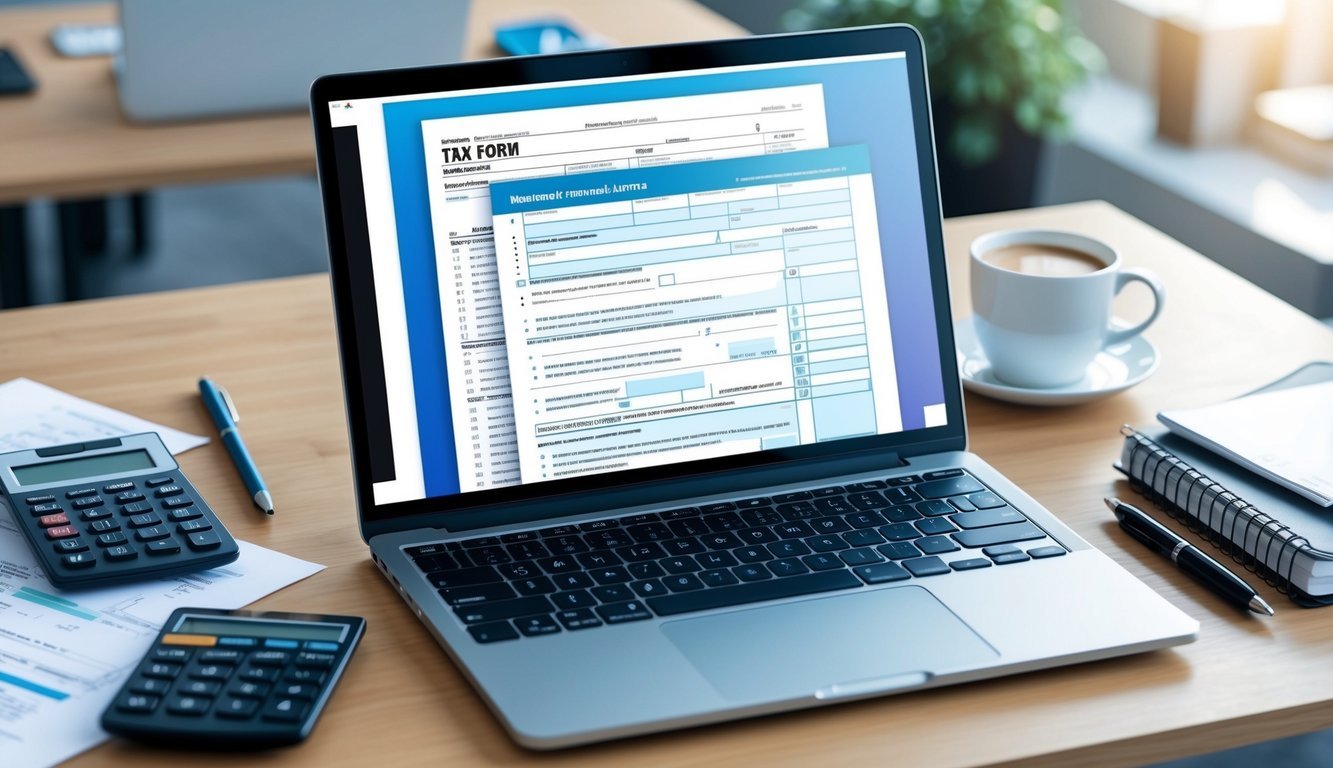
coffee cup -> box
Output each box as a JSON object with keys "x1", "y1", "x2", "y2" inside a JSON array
[{"x1": 969, "y1": 229, "x2": 1164, "y2": 389}]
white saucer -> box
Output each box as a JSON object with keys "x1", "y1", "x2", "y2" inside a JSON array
[{"x1": 954, "y1": 317, "x2": 1159, "y2": 406}]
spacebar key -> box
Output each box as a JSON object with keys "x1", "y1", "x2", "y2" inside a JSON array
[{"x1": 647, "y1": 571, "x2": 861, "y2": 616}]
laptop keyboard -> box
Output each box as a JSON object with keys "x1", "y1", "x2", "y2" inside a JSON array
[{"x1": 404, "y1": 469, "x2": 1066, "y2": 644}]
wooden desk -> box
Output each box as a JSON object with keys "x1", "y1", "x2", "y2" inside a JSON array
[
  {"x1": 4, "y1": 202, "x2": 1333, "y2": 767},
  {"x1": 0, "y1": 0, "x2": 743, "y2": 204}
]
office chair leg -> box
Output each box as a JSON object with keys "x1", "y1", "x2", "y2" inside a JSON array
[
  {"x1": 0, "y1": 204, "x2": 32, "y2": 308},
  {"x1": 131, "y1": 192, "x2": 152, "y2": 257},
  {"x1": 57, "y1": 200, "x2": 87, "y2": 301}
]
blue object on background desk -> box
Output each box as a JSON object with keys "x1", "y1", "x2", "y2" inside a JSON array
[
  {"x1": 494, "y1": 18, "x2": 609, "y2": 56},
  {"x1": 199, "y1": 378, "x2": 274, "y2": 515}
]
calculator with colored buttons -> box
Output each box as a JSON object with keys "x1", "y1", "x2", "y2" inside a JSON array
[
  {"x1": 102, "y1": 607, "x2": 365, "y2": 749},
  {"x1": 0, "y1": 432, "x2": 239, "y2": 589}
]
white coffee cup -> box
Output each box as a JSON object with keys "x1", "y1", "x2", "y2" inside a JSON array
[{"x1": 969, "y1": 229, "x2": 1164, "y2": 389}]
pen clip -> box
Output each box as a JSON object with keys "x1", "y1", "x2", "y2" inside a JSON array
[{"x1": 218, "y1": 386, "x2": 241, "y2": 423}]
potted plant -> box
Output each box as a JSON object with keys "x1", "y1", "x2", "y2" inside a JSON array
[{"x1": 784, "y1": 0, "x2": 1103, "y2": 216}]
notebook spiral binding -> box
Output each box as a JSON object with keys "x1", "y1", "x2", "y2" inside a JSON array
[{"x1": 1119, "y1": 426, "x2": 1310, "y2": 597}]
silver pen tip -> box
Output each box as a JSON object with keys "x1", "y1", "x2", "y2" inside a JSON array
[
  {"x1": 1250, "y1": 595, "x2": 1275, "y2": 616},
  {"x1": 1103, "y1": 497, "x2": 1120, "y2": 512}
]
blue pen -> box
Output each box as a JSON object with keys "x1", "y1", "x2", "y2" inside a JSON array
[{"x1": 199, "y1": 378, "x2": 275, "y2": 516}]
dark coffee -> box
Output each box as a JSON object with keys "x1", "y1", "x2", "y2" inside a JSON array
[{"x1": 981, "y1": 244, "x2": 1105, "y2": 276}]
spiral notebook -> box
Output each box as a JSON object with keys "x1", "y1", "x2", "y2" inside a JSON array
[{"x1": 1116, "y1": 364, "x2": 1333, "y2": 606}]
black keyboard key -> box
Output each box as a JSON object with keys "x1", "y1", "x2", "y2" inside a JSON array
[
  {"x1": 545, "y1": 536, "x2": 589, "y2": 555},
  {"x1": 876, "y1": 542, "x2": 922, "y2": 560},
  {"x1": 695, "y1": 550, "x2": 738, "y2": 569},
  {"x1": 767, "y1": 558, "x2": 810, "y2": 577},
  {"x1": 550, "y1": 590, "x2": 596, "y2": 610},
  {"x1": 915, "y1": 518, "x2": 958, "y2": 536},
  {"x1": 497, "y1": 561, "x2": 540, "y2": 580},
  {"x1": 702, "y1": 532, "x2": 742, "y2": 550},
  {"x1": 802, "y1": 553, "x2": 844, "y2": 571},
  {"x1": 967, "y1": 491, "x2": 1006, "y2": 509},
  {"x1": 881, "y1": 486, "x2": 922, "y2": 505},
  {"x1": 590, "y1": 567, "x2": 632, "y2": 585},
  {"x1": 953, "y1": 522, "x2": 1045, "y2": 549},
  {"x1": 886, "y1": 475, "x2": 921, "y2": 486},
  {"x1": 501, "y1": 531, "x2": 539, "y2": 543},
  {"x1": 809, "y1": 517, "x2": 850, "y2": 534},
  {"x1": 917, "y1": 475, "x2": 985, "y2": 499},
  {"x1": 699, "y1": 568, "x2": 739, "y2": 587},
  {"x1": 736, "y1": 496, "x2": 771, "y2": 508},
  {"x1": 631, "y1": 579, "x2": 669, "y2": 597},
  {"x1": 627, "y1": 561, "x2": 665, "y2": 579},
  {"x1": 805, "y1": 535, "x2": 847, "y2": 553},
  {"x1": 952, "y1": 507, "x2": 1026, "y2": 529},
  {"x1": 916, "y1": 536, "x2": 959, "y2": 555},
  {"x1": 428, "y1": 566, "x2": 501, "y2": 588},
  {"x1": 950, "y1": 558, "x2": 992, "y2": 571},
  {"x1": 662, "y1": 538, "x2": 707, "y2": 556},
  {"x1": 595, "y1": 600, "x2": 653, "y2": 624},
  {"x1": 902, "y1": 556, "x2": 952, "y2": 577},
  {"x1": 618, "y1": 543, "x2": 667, "y2": 562},
  {"x1": 767, "y1": 540, "x2": 811, "y2": 558},
  {"x1": 839, "y1": 548, "x2": 884, "y2": 566},
  {"x1": 740, "y1": 507, "x2": 782, "y2": 527},
  {"x1": 922, "y1": 469, "x2": 963, "y2": 480},
  {"x1": 454, "y1": 596, "x2": 553, "y2": 624},
  {"x1": 842, "y1": 529, "x2": 885, "y2": 547},
  {"x1": 627, "y1": 523, "x2": 673, "y2": 542},
  {"x1": 539, "y1": 525, "x2": 578, "y2": 537},
  {"x1": 513, "y1": 577, "x2": 557, "y2": 596},
  {"x1": 648, "y1": 570, "x2": 862, "y2": 616},
  {"x1": 1028, "y1": 545, "x2": 1067, "y2": 559},
  {"x1": 515, "y1": 614, "x2": 562, "y2": 637},
  {"x1": 775, "y1": 521, "x2": 815, "y2": 539},
  {"x1": 853, "y1": 562, "x2": 911, "y2": 584},
  {"x1": 555, "y1": 609, "x2": 603, "y2": 630},
  {"x1": 667, "y1": 518, "x2": 710, "y2": 538},
  {"x1": 983, "y1": 544, "x2": 1021, "y2": 557},
  {"x1": 576, "y1": 551, "x2": 622, "y2": 569},
  {"x1": 814, "y1": 497, "x2": 854, "y2": 515},
  {"x1": 992, "y1": 551, "x2": 1031, "y2": 565},
  {"x1": 844, "y1": 481, "x2": 886, "y2": 492},
  {"x1": 916, "y1": 499, "x2": 954, "y2": 517},
  {"x1": 810, "y1": 485, "x2": 845, "y2": 497},
  {"x1": 591, "y1": 584, "x2": 635, "y2": 603},
  {"x1": 845, "y1": 511, "x2": 886, "y2": 529},
  {"x1": 663, "y1": 574, "x2": 704, "y2": 592},
  {"x1": 771, "y1": 491, "x2": 813, "y2": 503},
  {"x1": 659, "y1": 556, "x2": 699, "y2": 574},
  {"x1": 406, "y1": 542, "x2": 449, "y2": 562},
  {"x1": 579, "y1": 519, "x2": 620, "y2": 532},
  {"x1": 733, "y1": 546, "x2": 773, "y2": 564},
  {"x1": 879, "y1": 523, "x2": 920, "y2": 542},
  {"x1": 703, "y1": 512, "x2": 744, "y2": 531},
  {"x1": 621, "y1": 513, "x2": 661, "y2": 525},
  {"x1": 537, "y1": 556, "x2": 581, "y2": 574},
  {"x1": 467, "y1": 622, "x2": 519, "y2": 643},
  {"x1": 949, "y1": 496, "x2": 978, "y2": 512},
  {"x1": 736, "y1": 527, "x2": 778, "y2": 545},
  {"x1": 732, "y1": 564, "x2": 771, "y2": 582},
  {"x1": 848, "y1": 492, "x2": 890, "y2": 510},
  {"x1": 507, "y1": 541, "x2": 549, "y2": 561},
  {"x1": 775, "y1": 501, "x2": 816, "y2": 519},
  {"x1": 586, "y1": 530, "x2": 634, "y2": 549},
  {"x1": 883, "y1": 505, "x2": 922, "y2": 523},
  {"x1": 659, "y1": 507, "x2": 701, "y2": 520},
  {"x1": 700, "y1": 502, "x2": 736, "y2": 513}
]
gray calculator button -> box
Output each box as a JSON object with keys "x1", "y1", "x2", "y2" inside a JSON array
[
  {"x1": 177, "y1": 519, "x2": 212, "y2": 534},
  {"x1": 134, "y1": 526, "x2": 171, "y2": 542},
  {"x1": 103, "y1": 482, "x2": 136, "y2": 493},
  {"x1": 186, "y1": 531, "x2": 222, "y2": 550},
  {"x1": 24, "y1": 495, "x2": 56, "y2": 505},
  {"x1": 66, "y1": 487, "x2": 98, "y2": 499},
  {"x1": 121, "y1": 501, "x2": 152, "y2": 515},
  {"x1": 105, "y1": 544, "x2": 138, "y2": 561},
  {"x1": 128, "y1": 677, "x2": 171, "y2": 695},
  {"x1": 62, "y1": 552, "x2": 97, "y2": 569},
  {"x1": 154, "y1": 485, "x2": 184, "y2": 498},
  {"x1": 30, "y1": 503, "x2": 60, "y2": 514},
  {"x1": 97, "y1": 532, "x2": 128, "y2": 547},
  {"x1": 229, "y1": 681, "x2": 269, "y2": 698},
  {"x1": 54, "y1": 538, "x2": 90, "y2": 553},
  {"x1": 146, "y1": 539, "x2": 182, "y2": 556},
  {"x1": 71, "y1": 496, "x2": 105, "y2": 510},
  {"x1": 116, "y1": 693, "x2": 160, "y2": 714},
  {"x1": 216, "y1": 695, "x2": 260, "y2": 719},
  {"x1": 145, "y1": 476, "x2": 175, "y2": 487},
  {"x1": 165, "y1": 694, "x2": 212, "y2": 716},
  {"x1": 90, "y1": 519, "x2": 121, "y2": 533},
  {"x1": 142, "y1": 662, "x2": 181, "y2": 679},
  {"x1": 260, "y1": 697, "x2": 309, "y2": 723},
  {"x1": 179, "y1": 680, "x2": 221, "y2": 697}
]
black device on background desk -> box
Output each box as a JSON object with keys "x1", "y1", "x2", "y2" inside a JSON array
[
  {"x1": 0, "y1": 47, "x2": 37, "y2": 94},
  {"x1": 0, "y1": 432, "x2": 239, "y2": 588},
  {"x1": 101, "y1": 608, "x2": 366, "y2": 749}
]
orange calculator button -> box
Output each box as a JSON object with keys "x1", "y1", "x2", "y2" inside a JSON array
[{"x1": 161, "y1": 634, "x2": 218, "y2": 647}]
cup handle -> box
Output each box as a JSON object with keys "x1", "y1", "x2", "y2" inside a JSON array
[{"x1": 1106, "y1": 268, "x2": 1164, "y2": 346}]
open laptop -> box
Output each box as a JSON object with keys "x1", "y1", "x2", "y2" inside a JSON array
[
  {"x1": 115, "y1": 0, "x2": 470, "y2": 121},
  {"x1": 309, "y1": 25, "x2": 1197, "y2": 749}
]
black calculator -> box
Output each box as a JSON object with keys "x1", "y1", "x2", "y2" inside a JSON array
[
  {"x1": 102, "y1": 607, "x2": 365, "y2": 749},
  {"x1": 0, "y1": 432, "x2": 240, "y2": 589}
]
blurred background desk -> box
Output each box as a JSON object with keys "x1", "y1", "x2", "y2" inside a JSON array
[
  {"x1": 6, "y1": 202, "x2": 1333, "y2": 768},
  {"x1": 0, "y1": 0, "x2": 743, "y2": 305}
]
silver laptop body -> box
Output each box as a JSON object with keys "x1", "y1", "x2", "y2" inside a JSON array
[
  {"x1": 117, "y1": 0, "x2": 470, "y2": 121},
  {"x1": 310, "y1": 25, "x2": 1198, "y2": 749}
]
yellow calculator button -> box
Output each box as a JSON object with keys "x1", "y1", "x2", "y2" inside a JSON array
[{"x1": 161, "y1": 633, "x2": 218, "y2": 647}]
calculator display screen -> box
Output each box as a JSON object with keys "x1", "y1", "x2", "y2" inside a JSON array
[
  {"x1": 12, "y1": 449, "x2": 155, "y2": 485},
  {"x1": 174, "y1": 616, "x2": 346, "y2": 642}
]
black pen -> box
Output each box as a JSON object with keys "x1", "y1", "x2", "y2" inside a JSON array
[{"x1": 1105, "y1": 497, "x2": 1272, "y2": 615}]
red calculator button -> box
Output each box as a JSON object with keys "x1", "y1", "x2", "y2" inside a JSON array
[
  {"x1": 39, "y1": 512, "x2": 71, "y2": 528},
  {"x1": 45, "y1": 525, "x2": 79, "y2": 539}
]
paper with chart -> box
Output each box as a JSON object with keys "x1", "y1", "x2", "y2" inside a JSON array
[
  {"x1": 0, "y1": 500, "x2": 323, "y2": 768},
  {"x1": 0, "y1": 378, "x2": 208, "y2": 455}
]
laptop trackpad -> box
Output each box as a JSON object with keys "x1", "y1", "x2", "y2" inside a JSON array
[{"x1": 661, "y1": 586, "x2": 997, "y2": 702}]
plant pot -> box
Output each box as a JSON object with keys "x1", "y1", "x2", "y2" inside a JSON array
[{"x1": 931, "y1": 101, "x2": 1044, "y2": 218}]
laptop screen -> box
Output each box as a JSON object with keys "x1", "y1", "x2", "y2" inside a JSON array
[{"x1": 318, "y1": 34, "x2": 954, "y2": 513}]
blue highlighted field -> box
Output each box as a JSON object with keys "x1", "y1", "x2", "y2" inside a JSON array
[
  {"x1": 0, "y1": 670, "x2": 70, "y2": 701},
  {"x1": 626, "y1": 372, "x2": 706, "y2": 398},
  {"x1": 14, "y1": 586, "x2": 100, "y2": 621}
]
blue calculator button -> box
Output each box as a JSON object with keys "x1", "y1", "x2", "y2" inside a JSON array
[
  {"x1": 304, "y1": 641, "x2": 340, "y2": 652},
  {"x1": 264, "y1": 639, "x2": 300, "y2": 650},
  {"x1": 218, "y1": 637, "x2": 258, "y2": 648}
]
